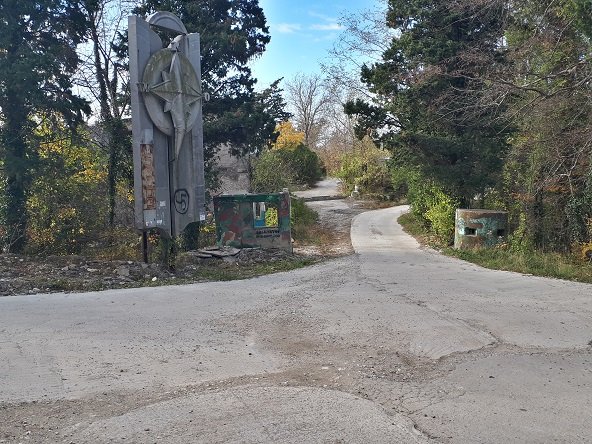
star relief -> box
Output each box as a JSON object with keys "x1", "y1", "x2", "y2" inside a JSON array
[
  {"x1": 149, "y1": 50, "x2": 201, "y2": 114},
  {"x1": 145, "y1": 47, "x2": 202, "y2": 158}
]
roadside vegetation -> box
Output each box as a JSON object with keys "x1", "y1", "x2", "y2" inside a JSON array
[
  {"x1": 0, "y1": 0, "x2": 291, "y2": 257},
  {"x1": 399, "y1": 212, "x2": 592, "y2": 284},
  {"x1": 2, "y1": 0, "x2": 591, "y2": 287},
  {"x1": 251, "y1": 122, "x2": 324, "y2": 193},
  {"x1": 330, "y1": 0, "x2": 592, "y2": 284}
]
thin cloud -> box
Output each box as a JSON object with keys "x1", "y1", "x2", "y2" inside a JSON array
[
  {"x1": 307, "y1": 10, "x2": 342, "y2": 32},
  {"x1": 310, "y1": 23, "x2": 343, "y2": 31},
  {"x1": 313, "y1": 32, "x2": 339, "y2": 42},
  {"x1": 275, "y1": 23, "x2": 302, "y2": 34},
  {"x1": 308, "y1": 11, "x2": 337, "y2": 22}
]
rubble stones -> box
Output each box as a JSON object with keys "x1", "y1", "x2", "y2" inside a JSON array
[
  {"x1": 0, "y1": 247, "x2": 298, "y2": 297},
  {"x1": 0, "y1": 197, "x2": 364, "y2": 297}
]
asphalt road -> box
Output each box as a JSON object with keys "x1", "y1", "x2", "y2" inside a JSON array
[
  {"x1": 1, "y1": 204, "x2": 591, "y2": 443},
  {"x1": 293, "y1": 178, "x2": 343, "y2": 200}
]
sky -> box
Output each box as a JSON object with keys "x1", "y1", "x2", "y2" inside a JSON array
[{"x1": 250, "y1": 0, "x2": 379, "y2": 89}]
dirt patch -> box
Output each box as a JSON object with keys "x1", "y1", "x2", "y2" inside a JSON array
[{"x1": 294, "y1": 198, "x2": 380, "y2": 257}]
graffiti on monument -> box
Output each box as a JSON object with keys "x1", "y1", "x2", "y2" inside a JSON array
[
  {"x1": 129, "y1": 11, "x2": 206, "y2": 237},
  {"x1": 174, "y1": 189, "x2": 190, "y2": 215}
]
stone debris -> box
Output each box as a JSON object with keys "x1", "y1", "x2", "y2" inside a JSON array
[
  {"x1": 0, "y1": 246, "x2": 299, "y2": 297},
  {"x1": 192, "y1": 252, "x2": 213, "y2": 259},
  {"x1": 0, "y1": 255, "x2": 174, "y2": 297},
  {"x1": 116, "y1": 266, "x2": 130, "y2": 277}
]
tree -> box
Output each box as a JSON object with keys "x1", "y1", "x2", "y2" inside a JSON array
[
  {"x1": 493, "y1": 0, "x2": 592, "y2": 250},
  {"x1": 134, "y1": 0, "x2": 275, "y2": 191},
  {"x1": 78, "y1": 0, "x2": 133, "y2": 227},
  {"x1": 317, "y1": 83, "x2": 362, "y2": 175},
  {"x1": 322, "y1": 0, "x2": 392, "y2": 97},
  {"x1": 0, "y1": 0, "x2": 91, "y2": 252},
  {"x1": 225, "y1": 78, "x2": 292, "y2": 158},
  {"x1": 272, "y1": 121, "x2": 305, "y2": 150},
  {"x1": 285, "y1": 73, "x2": 332, "y2": 149},
  {"x1": 317, "y1": 1, "x2": 395, "y2": 175},
  {"x1": 27, "y1": 124, "x2": 108, "y2": 254},
  {"x1": 347, "y1": 0, "x2": 592, "y2": 250},
  {"x1": 347, "y1": 0, "x2": 511, "y2": 206}
]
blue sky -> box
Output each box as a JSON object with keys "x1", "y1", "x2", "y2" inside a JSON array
[{"x1": 250, "y1": 0, "x2": 378, "y2": 89}]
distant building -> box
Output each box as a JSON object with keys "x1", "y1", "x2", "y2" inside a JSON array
[{"x1": 216, "y1": 146, "x2": 251, "y2": 195}]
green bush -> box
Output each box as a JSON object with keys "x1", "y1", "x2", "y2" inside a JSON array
[
  {"x1": 337, "y1": 137, "x2": 391, "y2": 196},
  {"x1": 395, "y1": 166, "x2": 458, "y2": 243},
  {"x1": 422, "y1": 188, "x2": 457, "y2": 241},
  {"x1": 290, "y1": 197, "x2": 318, "y2": 227},
  {"x1": 251, "y1": 143, "x2": 323, "y2": 193},
  {"x1": 251, "y1": 151, "x2": 295, "y2": 193},
  {"x1": 288, "y1": 144, "x2": 324, "y2": 185},
  {"x1": 290, "y1": 196, "x2": 322, "y2": 244}
]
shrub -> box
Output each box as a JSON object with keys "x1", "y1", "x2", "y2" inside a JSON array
[
  {"x1": 395, "y1": 166, "x2": 458, "y2": 243},
  {"x1": 251, "y1": 150, "x2": 295, "y2": 193},
  {"x1": 291, "y1": 197, "x2": 318, "y2": 227},
  {"x1": 288, "y1": 144, "x2": 324, "y2": 185},
  {"x1": 251, "y1": 143, "x2": 323, "y2": 193},
  {"x1": 290, "y1": 196, "x2": 320, "y2": 243},
  {"x1": 25, "y1": 128, "x2": 109, "y2": 255},
  {"x1": 337, "y1": 137, "x2": 391, "y2": 196},
  {"x1": 422, "y1": 188, "x2": 457, "y2": 241}
]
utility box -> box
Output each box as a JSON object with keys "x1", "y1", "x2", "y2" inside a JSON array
[
  {"x1": 213, "y1": 191, "x2": 292, "y2": 252},
  {"x1": 454, "y1": 209, "x2": 508, "y2": 250}
]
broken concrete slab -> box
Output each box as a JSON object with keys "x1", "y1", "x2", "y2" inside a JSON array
[{"x1": 197, "y1": 247, "x2": 241, "y2": 258}]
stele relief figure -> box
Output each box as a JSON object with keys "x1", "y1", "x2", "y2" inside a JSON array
[{"x1": 141, "y1": 39, "x2": 205, "y2": 158}]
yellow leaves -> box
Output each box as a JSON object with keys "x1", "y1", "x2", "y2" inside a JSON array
[
  {"x1": 27, "y1": 119, "x2": 111, "y2": 254},
  {"x1": 273, "y1": 121, "x2": 305, "y2": 150},
  {"x1": 200, "y1": 222, "x2": 217, "y2": 234},
  {"x1": 265, "y1": 206, "x2": 279, "y2": 228},
  {"x1": 116, "y1": 183, "x2": 135, "y2": 204},
  {"x1": 37, "y1": 127, "x2": 107, "y2": 186}
]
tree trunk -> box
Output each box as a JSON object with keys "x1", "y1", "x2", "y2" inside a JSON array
[{"x1": 2, "y1": 106, "x2": 30, "y2": 253}]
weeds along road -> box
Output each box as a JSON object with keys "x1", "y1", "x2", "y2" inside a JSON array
[{"x1": 1, "y1": 204, "x2": 592, "y2": 443}]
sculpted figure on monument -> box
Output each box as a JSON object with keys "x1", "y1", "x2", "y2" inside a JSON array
[{"x1": 141, "y1": 40, "x2": 203, "y2": 158}]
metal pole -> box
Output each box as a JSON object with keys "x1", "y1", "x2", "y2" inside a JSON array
[
  {"x1": 142, "y1": 230, "x2": 149, "y2": 263},
  {"x1": 168, "y1": 137, "x2": 177, "y2": 271}
]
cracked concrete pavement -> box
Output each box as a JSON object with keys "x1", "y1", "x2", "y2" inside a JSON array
[{"x1": 1, "y1": 200, "x2": 591, "y2": 443}]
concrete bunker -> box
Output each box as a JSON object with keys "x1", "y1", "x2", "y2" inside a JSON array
[
  {"x1": 454, "y1": 209, "x2": 508, "y2": 250},
  {"x1": 213, "y1": 191, "x2": 292, "y2": 252}
]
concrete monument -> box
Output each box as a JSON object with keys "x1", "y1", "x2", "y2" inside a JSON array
[{"x1": 129, "y1": 11, "x2": 206, "y2": 239}]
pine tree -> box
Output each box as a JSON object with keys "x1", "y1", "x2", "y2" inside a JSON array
[{"x1": 347, "y1": 0, "x2": 511, "y2": 204}]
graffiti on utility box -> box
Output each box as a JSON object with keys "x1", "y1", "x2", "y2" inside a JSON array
[{"x1": 213, "y1": 191, "x2": 292, "y2": 252}]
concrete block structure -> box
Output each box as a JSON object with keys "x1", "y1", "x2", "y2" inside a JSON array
[{"x1": 454, "y1": 209, "x2": 508, "y2": 250}]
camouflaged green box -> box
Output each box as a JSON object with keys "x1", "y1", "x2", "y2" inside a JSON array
[{"x1": 213, "y1": 192, "x2": 292, "y2": 252}]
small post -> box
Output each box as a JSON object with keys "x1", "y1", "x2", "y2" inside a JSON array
[{"x1": 142, "y1": 230, "x2": 149, "y2": 263}]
